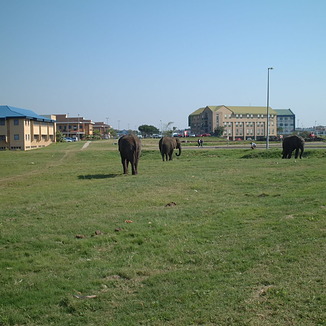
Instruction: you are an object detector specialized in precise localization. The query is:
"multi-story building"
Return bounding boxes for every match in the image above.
[189,105,278,140]
[55,114,94,140]
[93,122,112,139]
[0,105,56,151]
[274,109,295,135]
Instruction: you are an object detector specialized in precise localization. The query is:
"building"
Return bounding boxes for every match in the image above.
[189,105,277,140]
[274,109,295,135]
[93,122,112,139]
[0,105,56,151]
[55,114,94,140]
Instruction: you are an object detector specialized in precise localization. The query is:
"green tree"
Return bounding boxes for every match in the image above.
[108,128,117,138]
[93,130,101,140]
[56,130,65,142]
[213,126,225,137]
[162,121,174,136]
[138,125,159,137]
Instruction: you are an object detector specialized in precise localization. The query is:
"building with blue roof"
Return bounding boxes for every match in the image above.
[0,105,56,150]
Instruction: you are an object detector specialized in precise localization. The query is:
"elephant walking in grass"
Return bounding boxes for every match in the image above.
[282,135,304,159]
[159,137,181,161]
[118,134,141,175]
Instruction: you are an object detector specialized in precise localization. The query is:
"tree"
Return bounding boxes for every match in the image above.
[108,128,117,138]
[162,121,174,136]
[93,130,101,140]
[138,125,159,137]
[213,126,225,137]
[56,130,65,142]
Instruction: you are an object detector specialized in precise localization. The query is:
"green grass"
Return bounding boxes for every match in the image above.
[1,140,325,325]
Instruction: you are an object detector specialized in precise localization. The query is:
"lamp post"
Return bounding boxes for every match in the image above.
[266,67,273,149]
[77,113,79,141]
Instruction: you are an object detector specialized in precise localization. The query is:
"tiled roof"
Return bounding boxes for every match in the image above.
[274,109,294,116]
[190,105,277,116]
[0,105,54,121]
[225,106,277,115]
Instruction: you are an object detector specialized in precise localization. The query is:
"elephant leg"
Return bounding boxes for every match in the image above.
[133,159,139,175]
[121,158,128,174]
[131,163,137,175]
[294,148,299,159]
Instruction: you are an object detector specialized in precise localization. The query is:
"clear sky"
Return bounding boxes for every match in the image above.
[1,0,325,130]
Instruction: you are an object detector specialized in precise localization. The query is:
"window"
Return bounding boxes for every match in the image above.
[14,119,19,125]
[0,135,5,141]
[14,134,19,140]
[0,119,5,126]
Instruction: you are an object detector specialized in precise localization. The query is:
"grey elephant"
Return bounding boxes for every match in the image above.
[159,136,181,161]
[118,134,141,174]
[282,135,304,159]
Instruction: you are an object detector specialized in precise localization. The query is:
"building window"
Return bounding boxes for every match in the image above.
[0,119,5,126]
[14,119,19,125]
[0,135,6,140]
[14,134,19,140]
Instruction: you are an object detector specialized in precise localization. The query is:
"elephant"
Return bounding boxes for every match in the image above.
[159,136,181,161]
[282,135,304,159]
[118,134,141,174]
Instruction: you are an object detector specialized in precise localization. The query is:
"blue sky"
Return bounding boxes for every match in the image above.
[1,0,325,130]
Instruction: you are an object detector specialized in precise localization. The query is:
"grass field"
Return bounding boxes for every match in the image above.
[1,140,325,326]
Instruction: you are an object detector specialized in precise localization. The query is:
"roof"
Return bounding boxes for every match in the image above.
[0,105,55,122]
[189,105,224,116]
[274,109,295,116]
[190,105,277,116]
[225,106,277,115]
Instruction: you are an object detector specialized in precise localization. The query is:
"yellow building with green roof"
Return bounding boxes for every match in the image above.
[188,105,278,140]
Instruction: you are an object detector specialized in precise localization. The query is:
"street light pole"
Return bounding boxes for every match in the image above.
[266,67,273,149]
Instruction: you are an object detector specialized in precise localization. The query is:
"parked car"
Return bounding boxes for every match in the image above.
[64,137,76,142]
[198,133,211,137]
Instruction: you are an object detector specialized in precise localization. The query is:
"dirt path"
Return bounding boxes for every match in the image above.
[81,141,91,150]
[0,142,89,184]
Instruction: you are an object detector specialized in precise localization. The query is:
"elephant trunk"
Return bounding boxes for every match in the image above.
[176,145,181,156]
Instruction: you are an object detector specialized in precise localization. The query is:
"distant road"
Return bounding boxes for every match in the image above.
[182,142,326,150]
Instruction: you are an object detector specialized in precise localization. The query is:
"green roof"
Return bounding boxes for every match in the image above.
[274,109,294,116]
[226,106,277,115]
[190,105,276,116]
